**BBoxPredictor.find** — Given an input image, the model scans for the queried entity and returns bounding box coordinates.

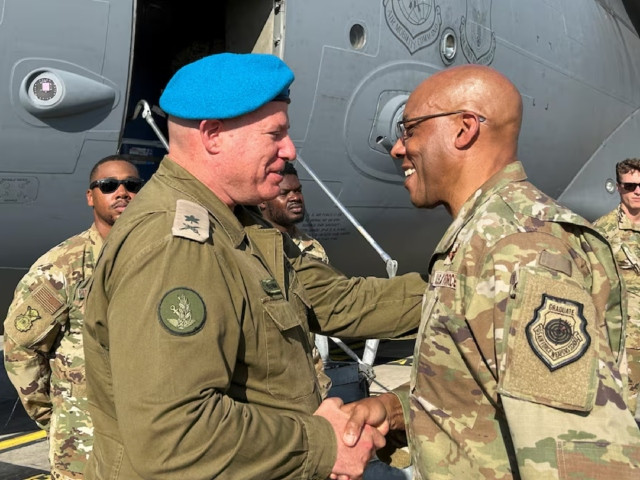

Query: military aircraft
[0,0,639,476]
[0,0,639,313]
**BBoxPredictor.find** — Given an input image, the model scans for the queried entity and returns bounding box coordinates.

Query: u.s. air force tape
[158,287,206,335]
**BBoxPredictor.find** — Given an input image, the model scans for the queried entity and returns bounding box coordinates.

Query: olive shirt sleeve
[101,233,336,480]
[3,265,68,429]
[289,251,427,339]
[480,232,640,478]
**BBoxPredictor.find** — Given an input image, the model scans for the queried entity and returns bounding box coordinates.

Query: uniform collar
[88,223,104,259]
[434,161,527,255]
[617,204,640,232]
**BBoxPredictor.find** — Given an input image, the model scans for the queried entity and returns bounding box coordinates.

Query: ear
[86,189,94,207]
[454,112,482,149]
[258,202,266,211]
[199,119,223,154]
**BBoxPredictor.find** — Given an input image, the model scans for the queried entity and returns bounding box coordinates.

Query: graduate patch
[158,288,206,335]
[14,306,41,332]
[526,294,590,371]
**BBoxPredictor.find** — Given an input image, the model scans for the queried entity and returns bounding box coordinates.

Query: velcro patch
[32,284,64,315]
[539,250,572,277]
[526,295,590,371]
[158,287,206,336]
[499,269,597,411]
[14,306,41,332]
[172,199,210,243]
[431,271,457,289]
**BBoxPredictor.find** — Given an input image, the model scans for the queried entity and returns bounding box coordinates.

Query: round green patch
[158,287,206,335]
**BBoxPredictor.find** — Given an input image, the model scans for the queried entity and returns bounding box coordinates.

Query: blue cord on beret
[159,53,295,120]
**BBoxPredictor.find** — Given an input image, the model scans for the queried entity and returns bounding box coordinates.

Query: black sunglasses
[90,177,144,194]
[619,182,640,193]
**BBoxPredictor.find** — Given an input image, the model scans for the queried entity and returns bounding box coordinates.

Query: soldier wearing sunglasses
[594,158,640,424]
[3,155,141,479]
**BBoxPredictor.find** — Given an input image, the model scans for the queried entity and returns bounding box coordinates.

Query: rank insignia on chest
[158,287,206,335]
[526,294,590,371]
[260,278,282,297]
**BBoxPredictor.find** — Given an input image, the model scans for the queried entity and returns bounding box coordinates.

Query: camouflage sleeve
[3,264,69,428]
[481,233,640,478]
[3,334,53,429]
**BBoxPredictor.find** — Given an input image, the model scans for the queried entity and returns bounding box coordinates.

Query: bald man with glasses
[594,158,640,424]
[3,155,141,479]
[342,65,640,479]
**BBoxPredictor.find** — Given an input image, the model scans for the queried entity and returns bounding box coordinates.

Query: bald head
[412,65,521,151]
[392,65,524,217]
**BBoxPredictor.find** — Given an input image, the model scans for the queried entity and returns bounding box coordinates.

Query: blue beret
[159,53,294,120]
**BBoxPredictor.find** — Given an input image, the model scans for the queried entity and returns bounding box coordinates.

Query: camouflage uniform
[396,162,640,479]
[594,205,640,420]
[83,158,426,480]
[291,228,330,265]
[4,224,102,479]
[291,227,332,398]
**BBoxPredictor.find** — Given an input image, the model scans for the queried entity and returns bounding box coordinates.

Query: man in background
[3,155,142,479]
[594,158,640,422]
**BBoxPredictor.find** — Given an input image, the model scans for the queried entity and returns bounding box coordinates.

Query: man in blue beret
[83,53,427,480]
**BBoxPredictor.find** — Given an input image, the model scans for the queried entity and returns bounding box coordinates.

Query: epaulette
[171,199,210,243]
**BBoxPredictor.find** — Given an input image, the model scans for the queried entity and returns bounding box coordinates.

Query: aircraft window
[439,28,457,64]
[349,23,366,50]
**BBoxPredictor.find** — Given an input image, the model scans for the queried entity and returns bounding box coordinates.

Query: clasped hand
[314,396,391,480]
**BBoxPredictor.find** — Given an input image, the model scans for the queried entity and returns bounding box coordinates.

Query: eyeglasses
[89,177,144,194]
[619,182,640,192]
[396,110,486,141]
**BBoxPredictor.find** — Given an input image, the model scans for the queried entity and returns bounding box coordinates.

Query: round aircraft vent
[440,28,457,65]
[605,178,617,194]
[349,23,366,50]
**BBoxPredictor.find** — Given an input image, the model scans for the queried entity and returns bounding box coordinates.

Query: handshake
[313,393,404,480]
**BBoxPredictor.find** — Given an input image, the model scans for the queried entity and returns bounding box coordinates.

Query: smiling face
[216,101,296,206]
[391,90,456,211]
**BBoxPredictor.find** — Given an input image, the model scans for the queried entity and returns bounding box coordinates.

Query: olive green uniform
[594,205,640,420]
[83,158,426,480]
[396,162,640,479]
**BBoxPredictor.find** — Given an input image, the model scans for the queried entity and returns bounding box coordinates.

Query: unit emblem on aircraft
[526,295,590,371]
[384,0,442,54]
[460,0,496,65]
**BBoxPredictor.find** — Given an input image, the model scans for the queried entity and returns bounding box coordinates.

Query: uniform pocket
[262,299,316,400]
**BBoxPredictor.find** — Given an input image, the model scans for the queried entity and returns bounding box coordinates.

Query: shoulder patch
[172,199,210,243]
[526,294,590,371]
[538,250,572,277]
[158,287,206,335]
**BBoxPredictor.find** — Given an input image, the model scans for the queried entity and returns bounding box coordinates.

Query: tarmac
[0,337,414,479]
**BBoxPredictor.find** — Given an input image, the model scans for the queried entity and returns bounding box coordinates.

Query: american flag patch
[32,284,64,315]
